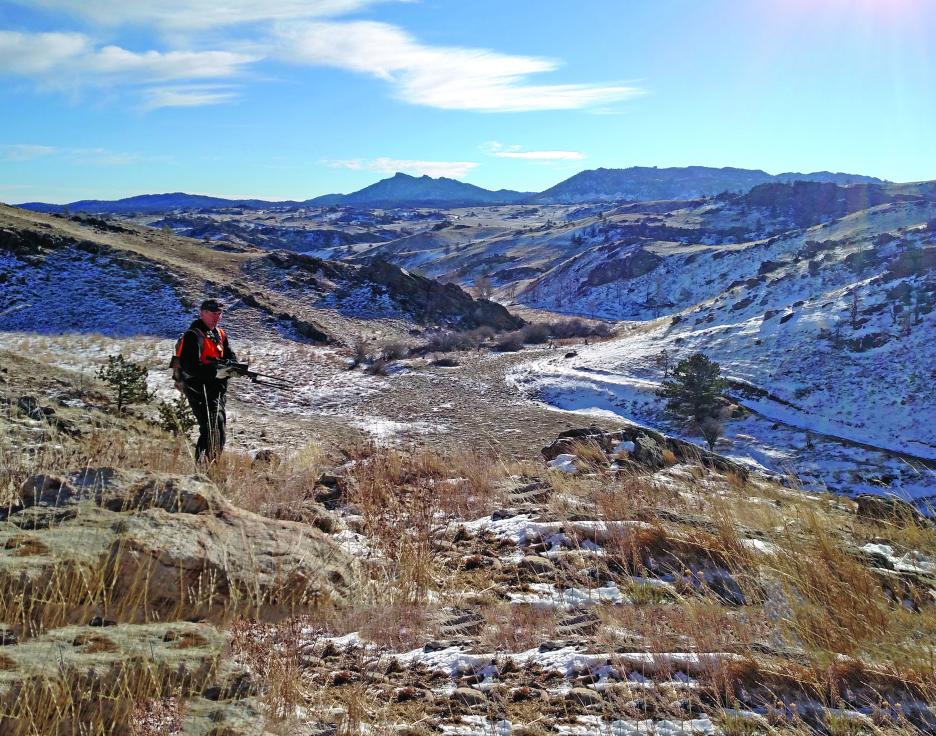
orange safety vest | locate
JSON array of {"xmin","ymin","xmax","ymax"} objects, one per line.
[
  {"xmin": 173, "ymin": 326, "xmax": 226, "ymax": 365},
  {"xmin": 198, "ymin": 327, "xmax": 226, "ymax": 364},
  {"xmin": 170, "ymin": 326, "xmax": 227, "ymax": 391}
]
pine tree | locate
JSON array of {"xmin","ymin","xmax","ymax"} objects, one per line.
[
  {"xmin": 658, "ymin": 352, "xmax": 726, "ymax": 422},
  {"xmin": 157, "ymin": 396, "xmax": 196, "ymax": 436},
  {"xmin": 96, "ymin": 355, "xmax": 153, "ymax": 412}
]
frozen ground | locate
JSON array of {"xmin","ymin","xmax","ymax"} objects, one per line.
[{"xmin": 508, "ymin": 325, "xmax": 936, "ymax": 508}]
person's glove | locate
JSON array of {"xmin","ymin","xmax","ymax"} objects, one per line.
[{"xmin": 215, "ymin": 364, "xmax": 234, "ymax": 379}]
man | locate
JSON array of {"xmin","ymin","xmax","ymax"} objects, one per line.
[{"xmin": 176, "ymin": 298, "xmax": 237, "ymax": 462}]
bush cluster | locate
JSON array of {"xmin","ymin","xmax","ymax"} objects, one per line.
[
  {"xmin": 494, "ymin": 320, "xmax": 613, "ymax": 352},
  {"xmin": 424, "ymin": 326, "xmax": 496, "ymax": 353}
]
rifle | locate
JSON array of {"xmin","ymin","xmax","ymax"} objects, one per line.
[{"xmin": 217, "ymin": 360, "xmax": 291, "ymax": 390}]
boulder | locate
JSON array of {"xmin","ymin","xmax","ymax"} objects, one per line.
[
  {"xmin": 632, "ymin": 435, "xmax": 665, "ymax": 469},
  {"xmin": 451, "ymin": 687, "xmax": 487, "ymax": 707},
  {"xmin": 518, "ymin": 555, "xmax": 555, "ymax": 576},
  {"xmin": 0, "ymin": 468, "xmax": 359, "ymax": 629},
  {"xmin": 566, "ymin": 687, "xmax": 604, "ymax": 707},
  {"xmin": 542, "ymin": 425, "xmax": 749, "ymax": 479}
]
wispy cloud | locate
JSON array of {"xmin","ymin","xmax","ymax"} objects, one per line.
[
  {"xmin": 0, "ymin": 144, "xmax": 60, "ymax": 161},
  {"xmin": 142, "ymin": 85, "xmax": 241, "ymax": 109},
  {"xmin": 482, "ymin": 141, "xmax": 585, "ymax": 161},
  {"xmin": 7, "ymin": 0, "xmax": 400, "ymax": 29},
  {"xmin": 0, "ymin": 31, "xmax": 254, "ymax": 83},
  {"xmin": 2, "ymin": 6, "xmax": 643, "ymax": 116},
  {"xmin": 326, "ymin": 157, "xmax": 479, "ymax": 179},
  {"xmin": 1, "ymin": 144, "xmax": 146, "ymax": 166},
  {"xmin": 276, "ymin": 21, "xmax": 642, "ymax": 112},
  {"xmin": 0, "ymin": 30, "xmax": 255, "ymax": 106}
]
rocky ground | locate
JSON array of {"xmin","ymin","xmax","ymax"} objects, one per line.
[{"xmin": 1, "ymin": 349, "xmax": 935, "ymax": 735}]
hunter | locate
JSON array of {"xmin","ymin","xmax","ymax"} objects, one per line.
[{"xmin": 176, "ymin": 298, "xmax": 237, "ymax": 462}]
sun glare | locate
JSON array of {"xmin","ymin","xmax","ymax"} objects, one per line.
[{"xmin": 780, "ymin": 0, "xmax": 925, "ymax": 22}]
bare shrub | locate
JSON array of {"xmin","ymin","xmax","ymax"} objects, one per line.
[
  {"xmin": 424, "ymin": 326, "xmax": 495, "ymax": 354},
  {"xmin": 365, "ymin": 358, "xmax": 389, "ymax": 376},
  {"xmin": 548, "ymin": 319, "xmax": 612, "ymax": 339},
  {"xmin": 521, "ymin": 322, "xmax": 551, "ymax": 344},
  {"xmin": 379, "ymin": 341, "xmax": 409, "ymax": 361},
  {"xmin": 494, "ymin": 330, "xmax": 526, "ymax": 352},
  {"xmin": 349, "ymin": 337, "xmax": 369, "ymax": 368}
]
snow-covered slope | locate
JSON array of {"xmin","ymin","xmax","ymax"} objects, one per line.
[{"xmin": 510, "ymin": 186, "xmax": 936, "ymax": 506}]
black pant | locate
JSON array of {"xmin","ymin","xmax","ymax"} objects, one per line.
[{"xmin": 184, "ymin": 383, "xmax": 227, "ymax": 462}]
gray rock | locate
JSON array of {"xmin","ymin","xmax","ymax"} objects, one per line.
[
  {"xmin": 451, "ymin": 687, "xmax": 487, "ymax": 707},
  {"xmin": 566, "ymin": 687, "xmax": 604, "ymax": 707},
  {"xmin": 1, "ymin": 468, "xmax": 359, "ymax": 626},
  {"xmin": 518, "ymin": 555, "xmax": 555, "ymax": 575},
  {"xmin": 633, "ymin": 434, "xmax": 665, "ymax": 469}
]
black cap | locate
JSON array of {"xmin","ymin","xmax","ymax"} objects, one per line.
[{"xmin": 200, "ymin": 298, "xmax": 224, "ymax": 312}]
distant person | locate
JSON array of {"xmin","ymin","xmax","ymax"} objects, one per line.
[{"xmin": 174, "ymin": 298, "xmax": 237, "ymax": 462}]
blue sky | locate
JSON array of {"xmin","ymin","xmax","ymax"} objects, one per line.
[{"xmin": 1, "ymin": 0, "xmax": 935, "ymax": 203}]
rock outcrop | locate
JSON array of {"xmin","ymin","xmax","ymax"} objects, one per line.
[
  {"xmin": 0, "ymin": 622, "xmax": 265, "ymax": 736},
  {"xmin": 542, "ymin": 424, "xmax": 749, "ymax": 478},
  {"xmin": 1, "ymin": 468, "xmax": 358, "ymax": 631}
]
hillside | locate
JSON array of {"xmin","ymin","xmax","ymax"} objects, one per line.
[
  {"xmin": 15, "ymin": 192, "xmax": 299, "ymax": 215},
  {"xmin": 0, "ymin": 205, "xmax": 520, "ymax": 341},
  {"xmin": 2, "ymin": 344, "xmax": 934, "ymax": 735},
  {"xmin": 14, "ymin": 167, "xmax": 884, "ymax": 215},
  {"xmin": 511, "ymin": 181, "xmax": 936, "ymax": 506},
  {"xmin": 534, "ymin": 166, "xmax": 885, "ymax": 204},
  {"xmin": 311, "ymin": 172, "xmax": 530, "ymax": 207}
]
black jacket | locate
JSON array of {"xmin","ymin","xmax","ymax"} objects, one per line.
[{"xmin": 179, "ymin": 319, "xmax": 237, "ymax": 387}]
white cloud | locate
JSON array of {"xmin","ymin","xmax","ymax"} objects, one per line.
[
  {"xmin": 326, "ymin": 157, "xmax": 480, "ymax": 179},
  {"xmin": 143, "ymin": 85, "xmax": 241, "ymax": 109},
  {"xmin": 0, "ymin": 144, "xmax": 60, "ymax": 161},
  {"xmin": 0, "ymin": 30, "xmax": 255, "ymax": 88},
  {"xmin": 11, "ymin": 0, "xmax": 398, "ymax": 29},
  {"xmin": 482, "ymin": 141, "xmax": 585, "ymax": 161},
  {"xmin": 0, "ymin": 31, "xmax": 89, "ymax": 75},
  {"xmin": 86, "ymin": 47, "xmax": 255, "ymax": 81},
  {"xmin": 276, "ymin": 21, "xmax": 642, "ymax": 112}
]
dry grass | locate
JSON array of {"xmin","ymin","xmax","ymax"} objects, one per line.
[
  {"xmin": 339, "ymin": 443, "xmax": 507, "ymax": 605},
  {"xmin": 3, "ymin": 350, "xmax": 936, "ymax": 733}
]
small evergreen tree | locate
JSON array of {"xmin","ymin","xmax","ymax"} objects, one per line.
[
  {"xmin": 96, "ymin": 355, "xmax": 153, "ymax": 412},
  {"xmin": 157, "ymin": 396, "xmax": 196, "ymax": 436},
  {"xmin": 659, "ymin": 352, "xmax": 726, "ymax": 422}
]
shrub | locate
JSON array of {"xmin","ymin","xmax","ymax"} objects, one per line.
[
  {"xmin": 521, "ymin": 323, "xmax": 550, "ymax": 344},
  {"xmin": 494, "ymin": 330, "xmax": 526, "ymax": 352},
  {"xmin": 349, "ymin": 338, "xmax": 369, "ymax": 369},
  {"xmin": 697, "ymin": 416, "xmax": 724, "ymax": 451},
  {"xmin": 96, "ymin": 354, "xmax": 153, "ymax": 412},
  {"xmin": 379, "ymin": 341, "xmax": 409, "ymax": 361},
  {"xmin": 157, "ymin": 396, "xmax": 197, "ymax": 436},
  {"xmin": 366, "ymin": 358, "xmax": 389, "ymax": 376},
  {"xmin": 424, "ymin": 326, "xmax": 494, "ymax": 354}
]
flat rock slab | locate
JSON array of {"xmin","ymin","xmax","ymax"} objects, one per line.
[
  {"xmin": 0, "ymin": 468, "xmax": 359, "ymax": 631},
  {"xmin": 0, "ymin": 621, "xmax": 267, "ymax": 735}
]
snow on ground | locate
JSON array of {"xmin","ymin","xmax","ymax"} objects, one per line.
[
  {"xmin": 508, "ymin": 199, "xmax": 936, "ymax": 507},
  {"xmin": 0, "ymin": 248, "xmax": 188, "ymax": 336},
  {"xmin": 508, "ymin": 326, "xmax": 936, "ymax": 505}
]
